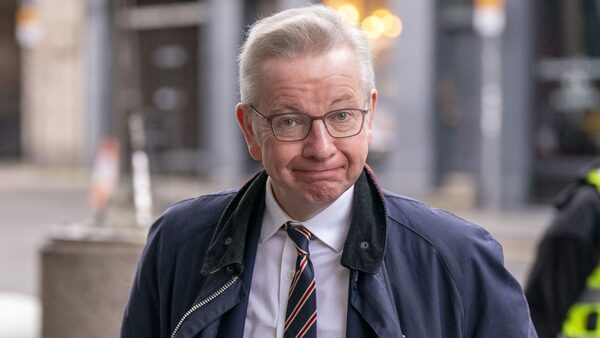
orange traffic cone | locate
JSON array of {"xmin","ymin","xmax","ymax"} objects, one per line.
[{"xmin": 90, "ymin": 137, "xmax": 120, "ymax": 216}]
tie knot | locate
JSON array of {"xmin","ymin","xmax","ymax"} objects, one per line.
[{"xmin": 285, "ymin": 222, "xmax": 312, "ymax": 255}]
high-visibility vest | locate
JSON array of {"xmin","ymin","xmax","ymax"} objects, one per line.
[
  {"xmin": 561, "ymin": 264, "xmax": 600, "ymax": 337},
  {"xmin": 561, "ymin": 169, "xmax": 600, "ymax": 337}
]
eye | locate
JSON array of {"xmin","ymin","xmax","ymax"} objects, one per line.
[
  {"xmin": 329, "ymin": 110, "xmax": 354, "ymax": 122},
  {"xmin": 273, "ymin": 114, "xmax": 305, "ymax": 129},
  {"xmin": 280, "ymin": 119, "xmax": 296, "ymax": 127},
  {"xmin": 335, "ymin": 111, "xmax": 349, "ymax": 120}
]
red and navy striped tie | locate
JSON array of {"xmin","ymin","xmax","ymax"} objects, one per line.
[{"xmin": 284, "ymin": 222, "xmax": 317, "ymax": 338}]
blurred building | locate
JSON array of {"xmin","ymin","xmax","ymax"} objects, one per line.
[
  {"xmin": 0, "ymin": 1, "xmax": 21, "ymax": 157},
  {"xmin": 2, "ymin": 0, "xmax": 600, "ymax": 207}
]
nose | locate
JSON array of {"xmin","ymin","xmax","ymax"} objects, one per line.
[{"xmin": 302, "ymin": 120, "xmax": 337, "ymax": 159}]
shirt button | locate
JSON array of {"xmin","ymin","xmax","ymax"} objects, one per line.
[{"xmin": 288, "ymin": 269, "xmax": 295, "ymax": 279}]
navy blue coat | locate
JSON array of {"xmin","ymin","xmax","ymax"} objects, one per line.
[{"xmin": 121, "ymin": 169, "xmax": 537, "ymax": 337}]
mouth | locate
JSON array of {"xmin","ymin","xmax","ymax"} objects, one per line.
[{"xmin": 293, "ymin": 167, "xmax": 343, "ymax": 180}]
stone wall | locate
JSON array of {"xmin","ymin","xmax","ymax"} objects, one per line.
[{"xmin": 41, "ymin": 238, "xmax": 144, "ymax": 338}]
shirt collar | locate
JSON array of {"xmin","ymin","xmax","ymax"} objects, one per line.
[{"xmin": 261, "ymin": 177, "xmax": 354, "ymax": 253}]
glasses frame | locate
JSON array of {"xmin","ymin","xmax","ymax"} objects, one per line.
[{"xmin": 248, "ymin": 104, "xmax": 370, "ymax": 142}]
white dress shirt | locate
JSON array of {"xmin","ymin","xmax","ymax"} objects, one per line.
[{"xmin": 243, "ymin": 178, "xmax": 353, "ymax": 338}]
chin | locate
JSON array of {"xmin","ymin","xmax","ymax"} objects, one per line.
[{"xmin": 303, "ymin": 184, "xmax": 345, "ymax": 205}]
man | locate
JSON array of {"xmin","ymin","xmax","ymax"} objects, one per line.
[
  {"xmin": 526, "ymin": 163, "xmax": 600, "ymax": 338},
  {"xmin": 121, "ymin": 5, "xmax": 537, "ymax": 338}
]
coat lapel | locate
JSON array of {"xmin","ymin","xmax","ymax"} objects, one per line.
[
  {"xmin": 174, "ymin": 271, "xmax": 247, "ymax": 338},
  {"xmin": 345, "ymin": 167, "xmax": 403, "ymax": 337},
  {"xmin": 348, "ymin": 268, "xmax": 405, "ymax": 338},
  {"xmin": 177, "ymin": 171, "xmax": 266, "ymax": 338}
]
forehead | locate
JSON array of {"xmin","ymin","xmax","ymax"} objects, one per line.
[{"xmin": 258, "ymin": 48, "xmax": 363, "ymax": 108}]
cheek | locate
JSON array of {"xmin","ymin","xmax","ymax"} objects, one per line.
[
  {"xmin": 260, "ymin": 139, "xmax": 296, "ymax": 168},
  {"xmin": 250, "ymin": 126, "xmax": 275, "ymax": 160},
  {"xmin": 256, "ymin": 123, "xmax": 271, "ymax": 136},
  {"xmin": 344, "ymin": 139, "xmax": 370, "ymax": 165}
]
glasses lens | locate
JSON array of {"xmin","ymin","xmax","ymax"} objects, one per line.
[
  {"xmin": 325, "ymin": 109, "xmax": 365, "ymax": 137},
  {"xmin": 268, "ymin": 109, "xmax": 366, "ymax": 141},
  {"xmin": 271, "ymin": 114, "xmax": 311, "ymax": 141}
]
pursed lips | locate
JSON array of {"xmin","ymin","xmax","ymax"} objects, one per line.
[{"xmin": 292, "ymin": 167, "xmax": 343, "ymax": 179}]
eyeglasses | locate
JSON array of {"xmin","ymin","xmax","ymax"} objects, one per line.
[{"xmin": 248, "ymin": 105, "xmax": 369, "ymax": 142}]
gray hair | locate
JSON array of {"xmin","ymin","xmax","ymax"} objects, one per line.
[{"xmin": 238, "ymin": 5, "xmax": 375, "ymax": 105}]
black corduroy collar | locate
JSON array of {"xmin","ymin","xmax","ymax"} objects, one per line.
[{"xmin": 341, "ymin": 168, "xmax": 388, "ymax": 273}]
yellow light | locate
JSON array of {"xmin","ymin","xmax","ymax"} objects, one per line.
[
  {"xmin": 475, "ymin": 0, "xmax": 504, "ymax": 10},
  {"xmin": 337, "ymin": 4, "xmax": 360, "ymax": 25},
  {"xmin": 364, "ymin": 8, "xmax": 404, "ymax": 39},
  {"xmin": 323, "ymin": 0, "xmax": 347, "ymax": 8},
  {"xmin": 382, "ymin": 15, "xmax": 403, "ymax": 38},
  {"xmin": 361, "ymin": 15, "xmax": 385, "ymax": 39},
  {"xmin": 16, "ymin": 5, "xmax": 40, "ymax": 24},
  {"xmin": 372, "ymin": 8, "xmax": 392, "ymax": 19}
]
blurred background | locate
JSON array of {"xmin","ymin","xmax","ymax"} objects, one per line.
[{"xmin": 0, "ymin": 0, "xmax": 599, "ymax": 337}]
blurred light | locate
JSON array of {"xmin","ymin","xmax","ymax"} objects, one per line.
[
  {"xmin": 371, "ymin": 8, "xmax": 403, "ymax": 38},
  {"xmin": 473, "ymin": 0, "xmax": 505, "ymax": 37},
  {"xmin": 382, "ymin": 14, "xmax": 403, "ymax": 38},
  {"xmin": 475, "ymin": 0, "xmax": 504, "ymax": 10},
  {"xmin": 337, "ymin": 4, "xmax": 360, "ymax": 25},
  {"xmin": 361, "ymin": 15, "xmax": 385, "ymax": 39},
  {"xmin": 15, "ymin": 5, "xmax": 44, "ymax": 48},
  {"xmin": 473, "ymin": 8, "xmax": 505, "ymax": 36},
  {"xmin": 325, "ymin": 1, "xmax": 403, "ymax": 40},
  {"xmin": 372, "ymin": 8, "xmax": 392, "ymax": 19},
  {"xmin": 323, "ymin": 0, "xmax": 348, "ymax": 8}
]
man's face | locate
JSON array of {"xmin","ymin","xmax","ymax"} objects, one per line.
[{"xmin": 237, "ymin": 47, "xmax": 377, "ymax": 221}]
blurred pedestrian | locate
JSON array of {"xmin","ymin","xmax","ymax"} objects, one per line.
[
  {"xmin": 121, "ymin": 5, "xmax": 536, "ymax": 337},
  {"xmin": 526, "ymin": 162, "xmax": 600, "ymax": 338}
]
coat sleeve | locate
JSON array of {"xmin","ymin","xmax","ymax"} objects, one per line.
[
  {"xmin": 120, "ymin": 215, "xmax": 166, "ymax": 338},
  {"xmin": 460, "ymin": 228, "xmax": 538, "ymax": 338}
]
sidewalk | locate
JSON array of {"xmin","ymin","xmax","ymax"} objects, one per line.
[
  {"xmin": 0, "ymin": 163, "xmax": 92, "ymax": 338},
  {"xmin": 0, "ymin": 162, "xmax": 553, "ymax": 337}
]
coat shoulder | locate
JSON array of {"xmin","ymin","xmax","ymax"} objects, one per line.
[
  {"xmin": 382, "ymin": 190, "xmax": 496, "ymax": 249},
  {"xmin": 380, "ymin": 191, "xmax": 535, "ymax": 338},
  {"xmin": 382, "ymin": 190, "xmax": 503, "ymax": 279},
  {"xmin": 148, "ymin": 188, "xmax": 238, "ymax": 248}
]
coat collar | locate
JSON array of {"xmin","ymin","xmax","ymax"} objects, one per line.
[
  {"xmin": 341, "ymin": 166, "xmax": 388, "ymax": 273},
  {"xmin": 201, "ymin": 166, "xmax": 388, "ymax": 275},
  {"xmin": 201, "ymin": 171, "xmax": 267, "ymax": 275}
]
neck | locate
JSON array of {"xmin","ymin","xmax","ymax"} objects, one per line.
[
  {"xmin": 277, "ymin": 197, "xmax": 330, "ymax": 222},
  {"xmin": 270, "ymin": 187, "xmax": 332, "ymax": 222}
]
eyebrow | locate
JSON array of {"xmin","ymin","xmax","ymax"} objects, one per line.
[
  {"xmin": 330, "ymin": 95, "xmax": 355, "ymax": 107},
  {"xmin": 270, "ymin": 104, "xmax": 302, "ymax": 114},
  {"xmin": 271, "ymin": 95, "xmax": 358, "ymax": 113},
  {"xmin": 331, "ymin": 95, "xmax": 354, "ymax": 104}
]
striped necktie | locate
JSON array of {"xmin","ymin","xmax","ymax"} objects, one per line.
[{"xmin": 284, "ymin": 222, "xmax": 317, "ymax": 338}]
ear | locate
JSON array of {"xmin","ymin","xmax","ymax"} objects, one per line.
[
  {"xmin": 236, "ymin": 104, "xmax": 263, "ymax": 161},
  {"xmin": 365, "ymin": 89, "xmax": 378, "ymax": 144}
]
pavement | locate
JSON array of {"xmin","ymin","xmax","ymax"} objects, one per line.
[{"xmin": 0, "ymin": 162, "xmax": 554, "ymax": 337}]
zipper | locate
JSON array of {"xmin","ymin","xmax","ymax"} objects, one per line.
[{"xmin": 170, "ymin": 276, "xmax": 239, "ymax": 338}]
